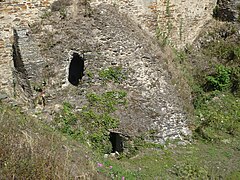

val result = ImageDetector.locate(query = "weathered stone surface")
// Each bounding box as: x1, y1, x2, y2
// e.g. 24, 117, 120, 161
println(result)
30, 2, 191, 143
12, 27, 46, 103
0, 0, 54, 96
157, 0, 217, 48
2, 0, 227, 142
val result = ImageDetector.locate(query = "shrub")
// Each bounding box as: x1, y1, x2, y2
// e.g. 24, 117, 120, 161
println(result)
205, 65, 231, 91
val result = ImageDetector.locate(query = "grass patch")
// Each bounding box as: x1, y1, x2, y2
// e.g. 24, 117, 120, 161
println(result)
98, 140, 240, 179
195, 93, 240, 141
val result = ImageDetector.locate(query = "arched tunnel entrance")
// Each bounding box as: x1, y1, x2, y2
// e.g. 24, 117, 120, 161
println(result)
68, 52, 85, 86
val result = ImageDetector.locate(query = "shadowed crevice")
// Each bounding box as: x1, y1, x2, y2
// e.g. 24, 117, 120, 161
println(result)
12, 28, 32, 96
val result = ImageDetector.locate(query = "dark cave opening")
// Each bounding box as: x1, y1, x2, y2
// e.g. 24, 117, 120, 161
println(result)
109, 132, 123, 153
68, 53, 85, 86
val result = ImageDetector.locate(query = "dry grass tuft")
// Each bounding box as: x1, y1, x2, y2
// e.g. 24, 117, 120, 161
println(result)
161, 46, 194, 118
0, 103, 100, 179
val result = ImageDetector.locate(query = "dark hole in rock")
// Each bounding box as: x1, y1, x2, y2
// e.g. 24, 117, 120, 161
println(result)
68, 53, 85, 86
109, 132, 123, 153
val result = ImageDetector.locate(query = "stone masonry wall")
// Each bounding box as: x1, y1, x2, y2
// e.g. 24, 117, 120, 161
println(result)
12, 27, 46, 103
157, 0, 217, 48
0, 0, 53, 97
0, 0, 219, 98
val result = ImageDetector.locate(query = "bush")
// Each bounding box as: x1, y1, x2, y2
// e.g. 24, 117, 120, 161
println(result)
205, 65, 231, 91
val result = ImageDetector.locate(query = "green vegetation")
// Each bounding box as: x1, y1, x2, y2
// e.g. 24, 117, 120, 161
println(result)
85, 69, 94, 79
205, 65, 232, 91
195, 93, 240, 141
99, 67, 126, 83
96, 140, 240, 179
213, 5, 220, 20
54, 90, 127, 154
203, 40, 240, 61
156, 0, 173, 46
160, 23, 240, 179
237, 4, 240, 22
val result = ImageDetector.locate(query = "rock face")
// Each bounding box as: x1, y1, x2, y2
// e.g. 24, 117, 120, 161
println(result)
30, 2, 191, 143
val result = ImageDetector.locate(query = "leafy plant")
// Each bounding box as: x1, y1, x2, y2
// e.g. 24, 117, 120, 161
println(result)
99, 67, 126, 83
205, 65, 231, 91
59, 7, 67, 19
54, 102, 86, 141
